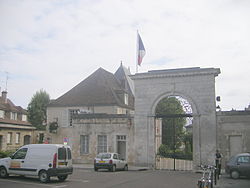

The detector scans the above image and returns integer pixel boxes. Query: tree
[27,89,50,130]
[155,97,186,151]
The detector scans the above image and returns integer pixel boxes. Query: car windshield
[97,153,111,159]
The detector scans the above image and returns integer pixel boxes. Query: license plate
[99,161,105,163]
[58,162,68,165]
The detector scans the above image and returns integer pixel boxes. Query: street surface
[0,168,249,188]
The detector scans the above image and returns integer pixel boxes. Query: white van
[0,144,73,183]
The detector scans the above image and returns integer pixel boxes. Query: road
[0,168,249,188]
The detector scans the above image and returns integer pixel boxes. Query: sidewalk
[73,163,150,171]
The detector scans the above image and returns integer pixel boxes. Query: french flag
[137,33,146,66]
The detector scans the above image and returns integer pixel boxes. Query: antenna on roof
[5,72,9,91]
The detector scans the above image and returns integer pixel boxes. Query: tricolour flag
[137,33,146,66]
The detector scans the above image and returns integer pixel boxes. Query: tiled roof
[0,118,31,126]
[0,96,27,114]
[48,68,134,109]
[0,93,31,126]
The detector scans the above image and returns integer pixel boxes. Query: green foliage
[155,97,193,160]
[27,89,50,130]
[49,121,58,133]
[183,132,193,153]
[155,97,186,149]
[158,144,193,160]
[0,150,15,158]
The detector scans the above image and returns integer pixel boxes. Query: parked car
[94,153,128,172]
[225,153,250,179]
[0,144,73,183]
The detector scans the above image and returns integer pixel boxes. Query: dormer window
[10,112,17,120]
[0,110,4,118]
[22,114,27,121]
[124,93,128,105]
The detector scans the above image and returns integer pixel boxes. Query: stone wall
[0,127,36,151]
[217,110,250,168]
[46,115,135,164]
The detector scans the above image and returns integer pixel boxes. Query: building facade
[46,65,250,168]
[216,107,250,168]
[0,91,36,151]
[46,65,135,163]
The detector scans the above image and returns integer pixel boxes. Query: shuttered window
[80,135,89,154]
[97,135,107,153]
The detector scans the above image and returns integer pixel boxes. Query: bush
[49,121,58,133]
[0,150,15,158]
[158,144,193,160]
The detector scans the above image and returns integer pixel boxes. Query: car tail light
[53,153,57,168]
[109,160,113,164]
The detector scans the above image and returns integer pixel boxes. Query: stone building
[216,107,250,168]
[46,65,135,163]
[46,65,250,168]
[0,91,36,151]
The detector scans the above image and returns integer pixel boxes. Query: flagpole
[136,30,138,73]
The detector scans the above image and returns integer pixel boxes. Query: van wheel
[39,170,50,183]
[0,167,9,178]
[58,175,68,182]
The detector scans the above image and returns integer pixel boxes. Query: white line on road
[69,178,89,183]
[0,179,52,187]
[53,185,67,188]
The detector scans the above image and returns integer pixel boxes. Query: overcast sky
[0,0,250,111]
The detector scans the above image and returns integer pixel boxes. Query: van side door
[9,148,28,175]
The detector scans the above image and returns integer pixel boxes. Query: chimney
[1,91,7,103]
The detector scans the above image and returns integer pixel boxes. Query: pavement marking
[53,185,67,188]
[0,178,52,187]
[69,178,89,183]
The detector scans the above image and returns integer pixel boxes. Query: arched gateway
[130,67,220,168]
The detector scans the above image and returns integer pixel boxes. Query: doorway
[117,135,126,160]
[229,135,242,157]
[24,135,31,145]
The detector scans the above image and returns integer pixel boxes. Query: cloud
[0,0,250,110]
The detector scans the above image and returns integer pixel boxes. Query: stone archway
[130,67,220,168]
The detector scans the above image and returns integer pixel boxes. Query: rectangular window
[124,93,128,105]
[117,135,126,141]
[15,133,20,144]
[97,135,107,154]
[0,110,4,118]
[80,135,89,154]
[22,114,27,121]
[58,147,67,160]
[69,109,79,126]
[10,112,17,120]
[7,132,12,144]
